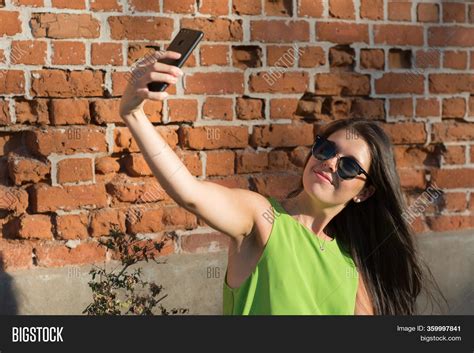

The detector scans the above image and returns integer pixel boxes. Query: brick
[181,18,243,41]
[264,0,292,16]
[299,46,326,68]
[206,150,235,176]
[251,20,308,43]
[442,3,465,23]
[34,242,107,267]
[55,213,89,240]
[417,3,439,22]
[442,146,465,165]
[107,176,170,204]
[91,43,123,66]
[429,74,474,94]
[109,16,174,40]
[350,98,384,119]
[398,169,426,189]
[202,97,233,120]
[233,0,261,15]
[270,98,298,120]
[49,98,91,125]
[122,153,152,177]
[428,27,474,47]
[250,72,309,93]
[426,215,474,233]
[31,13,99,38]
[389,98,413,118]
[329,45,354,69]
[95,156,120,174]
[415,50,440,69]
[360,49,384,70]
[141,100,164,123]
[416,98,440,118]
[249,174,301,200]
[329,0,355,19]
[10,214,53,240]
[374,24,423,46]
[11,40,46,65]
[51,0,85,8]
[316,22,368,44]
[163,0,195,13]
[200,45,229,66]
[179,126,248,150]
[443,50,467,70]
[90,0,122,11]
[114,126,178,153]
[31,70,104,97]
[432,122,474,142]
[11,0,43,6]
[90,99,122,125]
[29,183,108,212]
[381,122,427,144]
[0,11,21,36]
[7,153,50,185]
[267,46,295,67]
[0,185,29,215]
[375,73,424,94]
[236,150,269,173]
[128,206,197,234]
[250,123,313,148]
[57,158,93,184]
[199,0,228,15]
[0,70,25,95]
[442,97,466,118]
[361,0,383,20]
[181,231,230,254]
[15,98,49,125]
[236,97,264,120]
[0,99,10,126]
[314,73,370,96]
[185,72,244,95]
[90,208,126,237]
[470,96,474,116]
[52,41,86,65]
[0,239,33,270]
[167,99,198,123]
[297,0,323,17]
[26,127,107,157]
[129,0,160,11]
[441,193,468,212]
[394,146,438,168]
[388,2,411,21]
[431,169,474,189]
[232,45,262,69]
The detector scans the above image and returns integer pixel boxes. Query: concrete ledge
[1,228,473,315]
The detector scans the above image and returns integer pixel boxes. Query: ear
[353,185,376,203]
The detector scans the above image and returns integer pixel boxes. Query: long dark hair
[290,118,447,315]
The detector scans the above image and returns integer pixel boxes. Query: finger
[157,50,182,60]
[146,72,179,85]
[139,88,169,101]
[151,61,183,77]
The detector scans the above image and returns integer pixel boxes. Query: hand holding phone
[147,28,204,92]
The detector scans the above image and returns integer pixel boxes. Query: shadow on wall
[0,253,18,315]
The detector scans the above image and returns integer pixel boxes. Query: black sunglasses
[311,135,370,181]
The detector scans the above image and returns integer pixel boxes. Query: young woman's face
[302,128,373,206]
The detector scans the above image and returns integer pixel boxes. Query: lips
[313,168,333,184]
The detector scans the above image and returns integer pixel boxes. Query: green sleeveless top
[222,196,359,315]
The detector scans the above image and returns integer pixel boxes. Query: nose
[321,154,339,174]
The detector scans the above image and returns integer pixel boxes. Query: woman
[119,51,446,315]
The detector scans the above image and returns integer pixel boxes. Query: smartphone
[147,28,204,92]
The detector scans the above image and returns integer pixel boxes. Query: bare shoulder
[354,270,375,315]
[242,191,275,247]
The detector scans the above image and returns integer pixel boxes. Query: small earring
[354,198,360,203]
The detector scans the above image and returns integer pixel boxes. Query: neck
[287,190,346,240]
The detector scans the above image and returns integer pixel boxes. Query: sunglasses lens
[312,137,336,160]
[338,157,359,179]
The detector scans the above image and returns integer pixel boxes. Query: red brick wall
[0,0,473,270]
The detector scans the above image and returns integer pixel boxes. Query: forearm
[121,108,198,206]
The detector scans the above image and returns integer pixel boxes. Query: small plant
[83,227,189,315]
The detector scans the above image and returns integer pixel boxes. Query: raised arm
[119,51,262,240]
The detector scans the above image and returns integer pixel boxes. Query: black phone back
[147,28,204,92]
